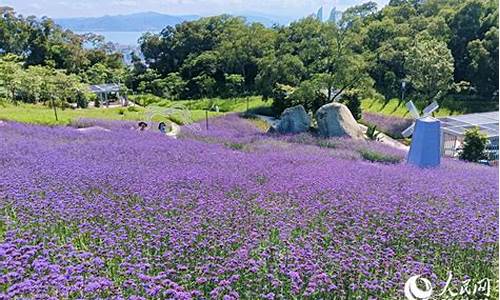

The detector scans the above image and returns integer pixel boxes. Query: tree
[459,127,487,162]
[405,39,454,102]
[288,79,328,113]
[270,84,296,115]
[448,0,485,83]
[341,1,378,26]
[164,72,186,99]
[84,63,114,84]
[224,74,245,98]
[339,90,362,120]
[255,54,306,99]
[464,26,499,98]
[17,65,51,103]
[0,54,22,100]
[186,74,216,99]
[216,21,275,89]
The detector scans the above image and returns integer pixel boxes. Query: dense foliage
[0,7,125,105]
[139,0,498,110]
[1,1,498,113]
[0,116,497,298]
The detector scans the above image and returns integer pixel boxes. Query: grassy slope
[3,96,495,126]
[362,98,499,118]
[362,98,453,118]
[0,97,270,126]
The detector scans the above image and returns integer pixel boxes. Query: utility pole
[401,81,407,102]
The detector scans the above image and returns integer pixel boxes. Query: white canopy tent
[89,83,126,107]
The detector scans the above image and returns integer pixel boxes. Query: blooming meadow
[0,116,498,299]
[362,113,413,139]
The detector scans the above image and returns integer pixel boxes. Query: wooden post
[105,92,109,108]
[51,97,58,121]
[205,110,209,130]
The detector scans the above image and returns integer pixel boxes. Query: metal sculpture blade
[422,101,439,117]
[402,123,415,138]
[405,101,420,119]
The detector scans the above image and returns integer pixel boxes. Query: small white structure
[89,83,124,107]
[403,101,441,168]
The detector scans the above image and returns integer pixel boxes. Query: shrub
[118,108,125,115]
[76,91,88,109]
[130,94,164,107]
[459,127,487,162]
[127,106,139,112]
[359,149,401,164]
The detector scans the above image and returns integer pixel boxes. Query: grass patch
[317,139,337,149]
[361,98,498,118]
[362,98,452,118]
[0,103,146,125]
[177,96,270,114]
[224,142,245,151]
[359,149,402,164]
[0,96,271,126]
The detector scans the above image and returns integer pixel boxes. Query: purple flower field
[0,116,498,299]
[362,113,413,139]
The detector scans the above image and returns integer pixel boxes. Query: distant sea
[75,31,158,46]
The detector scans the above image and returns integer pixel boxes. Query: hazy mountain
[55,11,294,32]
[237,11,296,26]
[55,12,200,32]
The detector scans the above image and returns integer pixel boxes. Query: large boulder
[277,105,311,134]
[316,102,364,139]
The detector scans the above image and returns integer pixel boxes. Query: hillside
[55,12,200,32]
[55,11,285,32]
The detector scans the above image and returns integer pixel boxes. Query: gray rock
[316,102,364,139]
[277,105,311,134]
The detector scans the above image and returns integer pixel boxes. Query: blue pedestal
[407,116,441,168]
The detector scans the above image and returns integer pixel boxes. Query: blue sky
[0,0,388,18]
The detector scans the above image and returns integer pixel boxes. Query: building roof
[439,111,499,138]
[89,83,121,93]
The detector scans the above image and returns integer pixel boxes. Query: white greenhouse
[440,111,499,160]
